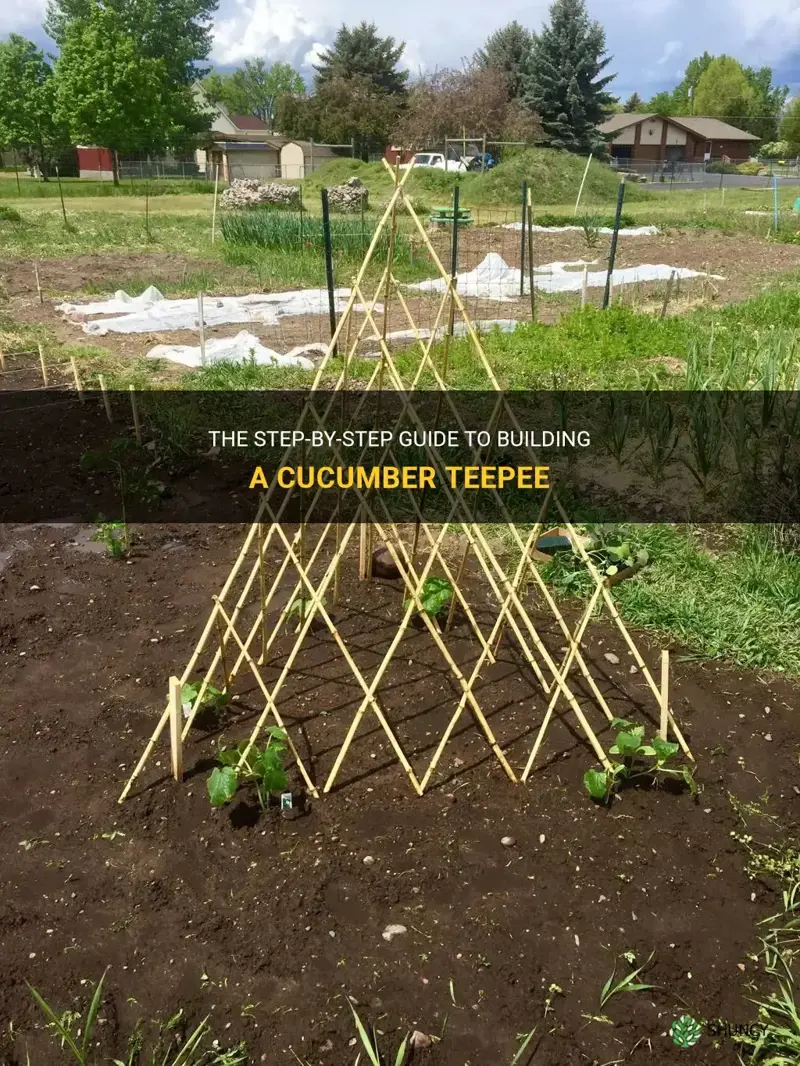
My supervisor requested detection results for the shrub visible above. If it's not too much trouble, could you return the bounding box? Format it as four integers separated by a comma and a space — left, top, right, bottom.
705, 161, 740, 174
737, 161, 763, 175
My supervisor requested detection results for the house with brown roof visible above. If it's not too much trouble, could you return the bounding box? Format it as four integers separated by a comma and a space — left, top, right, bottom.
599, 113, 760, 164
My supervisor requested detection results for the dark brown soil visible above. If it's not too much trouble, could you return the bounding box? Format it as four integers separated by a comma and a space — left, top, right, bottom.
0, 521, 797, 1065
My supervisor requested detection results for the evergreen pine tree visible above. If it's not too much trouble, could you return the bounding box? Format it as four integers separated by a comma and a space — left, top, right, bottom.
314, 22, 407, 96
523, 0, 615, 153
622, 92, 643, 112
475, 21, 534, 101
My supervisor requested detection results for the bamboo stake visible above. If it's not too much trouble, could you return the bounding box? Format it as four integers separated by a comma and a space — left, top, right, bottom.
215, 611, 231, 688
526, 188, 536, 323
574, 153, 592, 214
197, 293, 206, 367
210, 164, 220, 243
34, 262, 43, 304
129, 386, 142, 442
98, 375, 113, 422
70, 356, 84, 401
0, 346, 5, 371
118, 502, 269, 802
257, 521, 269, 663
38, 343, 48, 386
660, 270, 676, 319
169, 676, 183, 781
659, 650, 669, 741
581, 264, 589, 309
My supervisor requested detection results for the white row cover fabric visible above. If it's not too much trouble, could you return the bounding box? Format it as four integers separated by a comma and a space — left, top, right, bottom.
405, 253, 724, 300
56, 287, 383, 336
146, 331, 322, 369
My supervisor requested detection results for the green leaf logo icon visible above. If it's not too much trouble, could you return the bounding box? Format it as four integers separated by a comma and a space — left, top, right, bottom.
670, 1015, 703, 1048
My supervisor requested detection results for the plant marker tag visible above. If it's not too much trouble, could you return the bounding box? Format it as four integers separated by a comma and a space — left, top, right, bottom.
182, 701, 192, 719
280, 792, 293, 811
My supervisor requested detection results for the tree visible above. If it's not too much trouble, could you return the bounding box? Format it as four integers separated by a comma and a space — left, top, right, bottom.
645, 90, 675, 114
46, 0, 218, 85
393, 66, 541, 148
475, 21, 534, 101
202, 59, 304, 128
743, 65, 789, 142
522, 0, 615, 153
55, 2, 186, 182
314, 22, 408, 96
296, 74, 402, 159
622, 92, 643, 112
780, 97, 800, 154
693, 56, 758, 128
0, 35, 69, 177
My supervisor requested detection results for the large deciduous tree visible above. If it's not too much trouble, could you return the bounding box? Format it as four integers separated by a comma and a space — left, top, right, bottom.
0, 35, 69, 177
203, 59, 304, 128
693, 56, 758, 129
474, 21, 534, 101
313, 22, 408, 96
55, 2, 185, 182
523, 0, 615, 153
780, 97, 800, 154
393, 66, 541, 148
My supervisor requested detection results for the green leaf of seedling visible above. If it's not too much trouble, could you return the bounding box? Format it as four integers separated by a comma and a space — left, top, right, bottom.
266, 726, 287, 742
639, 745, 657, 757
208, 766, 239, 807
262, 754, 288, 795
216, 747, 240, 767
610, 717, 635, 731
181, 682, 199, 706
584, 768, 611, 800
652, 736, 679, 761
614, 731, 642, 757
635, 549, 649, 565
605, 564, 619, 576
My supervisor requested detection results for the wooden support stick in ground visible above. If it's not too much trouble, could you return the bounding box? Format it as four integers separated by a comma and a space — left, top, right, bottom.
526, 188, 536, 323
70, 356, 84, 401
581, 264, 589, 309
660, 270, 676, 319
98, 374, 113, 422
38, 344, 48, 386
169, 676, 183, 781
210, 164, 220, 244
216, 611, 231, 688
197, 292, 206, 367
0, 346, 5, 371
34, 262, 43, 304
129, 386, 142, 442
660, 649, 670, 741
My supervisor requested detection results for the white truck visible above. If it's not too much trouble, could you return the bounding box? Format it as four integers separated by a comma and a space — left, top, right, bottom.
402, 152, 467, 173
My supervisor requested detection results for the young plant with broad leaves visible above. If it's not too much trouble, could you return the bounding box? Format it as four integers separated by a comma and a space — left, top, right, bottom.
207, 727, 288, 811
180, 680, 228, 718
403, 577, 454, 624
584, 717, 697, 803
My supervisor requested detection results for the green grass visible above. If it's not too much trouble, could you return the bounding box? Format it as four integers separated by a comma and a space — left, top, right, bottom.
220, 207, 410, 261
0, 176, 216, 199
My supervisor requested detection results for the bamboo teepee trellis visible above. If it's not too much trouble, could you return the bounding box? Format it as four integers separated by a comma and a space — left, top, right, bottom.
119, 162, 692, 803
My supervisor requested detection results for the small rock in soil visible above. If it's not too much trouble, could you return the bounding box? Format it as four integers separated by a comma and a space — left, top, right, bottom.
371, 545, 401, 580
604, 652, 620, 664
410, 1031, 433, 1049
363, 855, 375, 866
501, 836, 516, 847
382, 923, 408, 942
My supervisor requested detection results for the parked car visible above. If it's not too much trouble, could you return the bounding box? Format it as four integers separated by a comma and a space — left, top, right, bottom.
401, 152, 467, 173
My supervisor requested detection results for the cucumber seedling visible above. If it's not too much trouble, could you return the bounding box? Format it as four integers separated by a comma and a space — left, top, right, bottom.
180, 681, 229, 718
584, 717, 697, 803
92, 520, 130, 558
404, 577, 454, 629
207, 727, 288, 811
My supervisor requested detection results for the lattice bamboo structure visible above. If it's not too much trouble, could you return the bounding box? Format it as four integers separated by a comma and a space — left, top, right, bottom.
119, 162, 692, 803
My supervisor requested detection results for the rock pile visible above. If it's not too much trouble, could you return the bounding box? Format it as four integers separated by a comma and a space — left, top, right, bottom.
221, 178, 300, 209
327, 176, 368, 212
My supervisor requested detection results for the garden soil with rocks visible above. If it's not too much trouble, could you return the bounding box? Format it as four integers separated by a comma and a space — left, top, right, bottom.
0, 521, 797, 1065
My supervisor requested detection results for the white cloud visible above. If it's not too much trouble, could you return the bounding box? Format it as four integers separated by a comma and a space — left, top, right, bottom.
2, 0, 800, 98
656, 40, 682, 65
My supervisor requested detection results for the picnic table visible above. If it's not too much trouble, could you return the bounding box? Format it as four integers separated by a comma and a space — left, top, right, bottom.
428, 206, 473, 227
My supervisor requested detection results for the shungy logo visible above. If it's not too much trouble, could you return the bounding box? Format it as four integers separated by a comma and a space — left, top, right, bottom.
670, 1016, 703, 1048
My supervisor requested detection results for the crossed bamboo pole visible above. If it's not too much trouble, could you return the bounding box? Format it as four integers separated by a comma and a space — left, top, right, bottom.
121, 160, 692, 803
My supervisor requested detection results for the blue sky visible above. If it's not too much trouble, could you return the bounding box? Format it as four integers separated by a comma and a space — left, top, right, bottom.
3, 0, 799, 100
